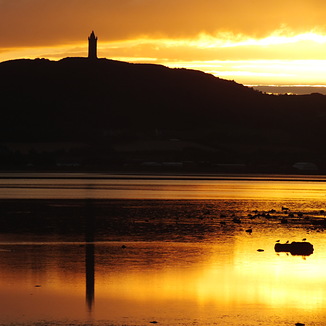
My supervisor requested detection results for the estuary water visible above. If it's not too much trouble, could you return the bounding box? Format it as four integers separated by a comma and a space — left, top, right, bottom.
1, 173, 326, 326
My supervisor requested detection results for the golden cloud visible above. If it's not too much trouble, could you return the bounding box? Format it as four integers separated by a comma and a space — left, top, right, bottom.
1, 0, 326, 47
2, 0, 326, 85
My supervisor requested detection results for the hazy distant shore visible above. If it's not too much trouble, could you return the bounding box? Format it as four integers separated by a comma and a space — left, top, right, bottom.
252, 85, 326, 95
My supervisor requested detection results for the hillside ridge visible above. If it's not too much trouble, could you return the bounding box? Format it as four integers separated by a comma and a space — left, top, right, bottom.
0, 57, 326, 172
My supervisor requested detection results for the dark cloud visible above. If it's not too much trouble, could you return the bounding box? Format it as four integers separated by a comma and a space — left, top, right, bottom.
1, 0, 326, 47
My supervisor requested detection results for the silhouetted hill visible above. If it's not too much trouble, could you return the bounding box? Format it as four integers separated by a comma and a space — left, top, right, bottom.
0, 57, 263, 138
1, 57, 326, 172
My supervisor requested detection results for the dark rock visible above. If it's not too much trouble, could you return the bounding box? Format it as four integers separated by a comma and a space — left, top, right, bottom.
232, 217, 241, 224
275, 241, 314, 256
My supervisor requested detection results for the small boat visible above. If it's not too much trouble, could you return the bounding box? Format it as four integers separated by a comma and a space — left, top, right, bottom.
274, 241, 314, 256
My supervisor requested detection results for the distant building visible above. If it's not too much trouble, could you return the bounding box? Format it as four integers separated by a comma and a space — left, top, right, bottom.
88, 31, 98, 59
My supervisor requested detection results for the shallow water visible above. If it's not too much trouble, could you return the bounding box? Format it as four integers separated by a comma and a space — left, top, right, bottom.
1, 172, 326, 200
0, 173, 326, 325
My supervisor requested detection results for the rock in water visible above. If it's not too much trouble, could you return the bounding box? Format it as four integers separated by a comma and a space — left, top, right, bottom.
274, 242, 314, 256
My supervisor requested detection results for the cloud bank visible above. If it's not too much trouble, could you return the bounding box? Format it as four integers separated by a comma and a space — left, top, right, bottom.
1, 0, 326, 47
2, 0, 326, 85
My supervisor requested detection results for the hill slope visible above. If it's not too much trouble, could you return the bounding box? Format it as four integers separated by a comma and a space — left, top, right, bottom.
0, 57, 264, 139
0, 57, 326, 172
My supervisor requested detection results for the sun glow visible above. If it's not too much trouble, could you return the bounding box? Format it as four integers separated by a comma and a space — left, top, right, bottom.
2, 31, 326, 85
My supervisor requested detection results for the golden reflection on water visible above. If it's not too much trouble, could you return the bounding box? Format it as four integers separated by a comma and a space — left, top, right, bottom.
1, 174, 326, 200
0, 175, 326, 325
1, 234, 326, 325
94, 240, 326, 311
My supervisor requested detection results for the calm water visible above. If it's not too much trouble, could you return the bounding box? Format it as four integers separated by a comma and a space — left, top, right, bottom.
1, 173, 326, 326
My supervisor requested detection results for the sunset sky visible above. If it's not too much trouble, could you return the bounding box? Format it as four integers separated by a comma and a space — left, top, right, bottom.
2, 0, 326, 85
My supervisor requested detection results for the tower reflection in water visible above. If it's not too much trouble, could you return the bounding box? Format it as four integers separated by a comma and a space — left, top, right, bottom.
85, 199, 96, 312
86, 242, 95, 312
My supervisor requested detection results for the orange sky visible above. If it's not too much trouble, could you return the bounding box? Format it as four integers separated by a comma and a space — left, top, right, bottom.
2, 0, 326, 85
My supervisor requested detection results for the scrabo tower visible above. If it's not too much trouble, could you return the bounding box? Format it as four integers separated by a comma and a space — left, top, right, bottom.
88, 31, 98, 59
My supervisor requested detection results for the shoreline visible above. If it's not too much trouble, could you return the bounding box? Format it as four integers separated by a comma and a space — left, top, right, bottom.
0, 170, 325, 181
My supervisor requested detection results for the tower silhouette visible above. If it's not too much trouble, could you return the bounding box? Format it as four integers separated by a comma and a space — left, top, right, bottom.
88, 31, 98, 59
